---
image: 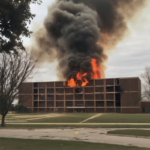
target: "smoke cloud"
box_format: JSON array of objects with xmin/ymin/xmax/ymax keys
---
[{"xmin": 30, "ymin": 0, "xmax": 146, "ymax": 80}]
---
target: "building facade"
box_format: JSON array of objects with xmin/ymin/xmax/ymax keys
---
[{"xmin": 19, "ymin": 77, "xmax": 142, "ymax": 113}]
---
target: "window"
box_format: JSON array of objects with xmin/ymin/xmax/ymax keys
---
[
  {"xmin": 47, "ymin": 88, "xmax": 54, "ymax": 94},
  {"xmin": 39, "ymin": 88, "xmax": 45, "ymax": 93},
  {"xmin": 39, "ymin": 95, "xmax": 45, "ymax": 100},
  {"xmin": 34, "ymin": 83, "xmax": 38, "ymax": 87}
]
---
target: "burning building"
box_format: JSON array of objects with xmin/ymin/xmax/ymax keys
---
[
  {"xmin": 20, "ymin": 0, "xmax": 148, "ymax": 113},
  {"xmin": 19, "ymin": 77, "xmax": 144, "ymax": 113}
]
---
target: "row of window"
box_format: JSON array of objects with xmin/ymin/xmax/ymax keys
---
[
  {"xmin": 34, "ymin": 79, "xmax": 120, "ymax": 88},
  {"xmin": 34, "ymin": 86, "xmax": 121, "ymax": 94},
  {"xmin": 34, "ymin": 101, "xmax": 120, "ymax": 107},
  {"xmin": 34, "ymin": 94, "xmax": 120, "ymax": 101},
  {"xmin": 34, "ymin": 108, "xmax": 121, "ymax": 113}
]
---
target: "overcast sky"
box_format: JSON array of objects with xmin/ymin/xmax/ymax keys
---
[{"xmin": 23, "ymin": 0, "xmax": 150, "ymax": 82}]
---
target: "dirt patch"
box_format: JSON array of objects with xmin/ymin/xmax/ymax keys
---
[
  {"xmin": 13, "ymin": 114, "xmax": 64, "ymax": 118},
  {"xmin": 13, "ymin": 114, "xmax": 65, "ymax": 120}
]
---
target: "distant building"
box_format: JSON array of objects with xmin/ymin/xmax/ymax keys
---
[{"xmin": 19, "ymin": 77, "xmax": 149, "ymax": 113}]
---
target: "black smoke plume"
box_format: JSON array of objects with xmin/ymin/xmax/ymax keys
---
[{"xmin": 31, "ymin": 0, "xmax": 146, "ymax": 80}]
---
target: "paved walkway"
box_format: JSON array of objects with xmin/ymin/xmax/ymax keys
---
[
  {"xmin": 80, "ymin": 114, "xmax": 102, "ymax": 123},
  {"xmin": 0, "ymin": 128, "xmax": 150, "ymax": 148},
  {"xmin": 6, "ymin": 122, "xmax": 150, "ymax": 125}
]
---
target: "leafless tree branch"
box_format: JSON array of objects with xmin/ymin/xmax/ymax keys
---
[{"xmin": 0, "ymin": 51, "xmax": 36, "ymax": 126}]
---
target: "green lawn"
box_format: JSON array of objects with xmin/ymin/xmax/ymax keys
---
[
  {"xmin": 1, "ymin": 113, "xmax": 150, "ymax": 124},
  {"xmin": 107, "ymin": 129, "xmax": 150, "ymax": 137},
  {"xmin": 0, "ymin": 113, "xmax": 50, "ymax": 122},
  {"xmin": 27, "ymin": 113, "xmax": 96, "ymax": 123},
  {"xmin": 0, "ymin": 113, "xmax": 96, "ymax": 123},
  {"xmin": 0, "ymin": 138, "xmax": 148, "ymax": 150},
  {"xmin": 85, "ymin": 113, "xmax": 150, "ymax": 123}
]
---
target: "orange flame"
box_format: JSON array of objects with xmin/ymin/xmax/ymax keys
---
[
  {"xmin": 91, "ymin": 58, "xmax": 101, "ymax": 79},
  {"xmin": 67, "ymin": 58, "xmax": 101, "ymax": 87},
  {"xmin": 67, "ymin": 78, "xmax": 76, "ymax": 87}
]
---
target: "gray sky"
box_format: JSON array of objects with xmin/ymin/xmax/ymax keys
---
[{"xmin": 24, "ymin": 0, "xmax": 150, "ymax": 82}]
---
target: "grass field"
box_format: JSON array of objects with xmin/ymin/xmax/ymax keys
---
[
  {"xmin": 28, "ymin": 113, "xmax": 95, "ymax": 123},
  {"xmin": 107, "ymin": 129, "xmax": 150, "ymax": 137},
  {"xmin": 1, "ymin": 113, "xmax": 150, "ymax": 129},
  {"xmin": 85, "ymin": 113, "xmax": 150, "ymax": 123},
  {"xmin": 0, "ymin": 138, "xmax": 149, "ymax": 150},
  {"xmin": 0, "ymin": 113, "xmax": 96, "ymax": 123}
]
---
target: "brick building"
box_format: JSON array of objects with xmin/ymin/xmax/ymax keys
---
[{"xmin": 19, "ymin": 77, "xmax": 144, "ymax": 113}]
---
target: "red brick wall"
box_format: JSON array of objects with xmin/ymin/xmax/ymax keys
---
[{"xmin": 19, "ymin": 83, "xmax": 32, "ymax": 94}]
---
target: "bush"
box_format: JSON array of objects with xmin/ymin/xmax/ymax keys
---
[
  {"xmin": 15, "ymin": 105, "xmax": 29, "ymax": 113},
  {"xmin": 9, "ymin": 105, "xmax": 16, "ymax": 111}
]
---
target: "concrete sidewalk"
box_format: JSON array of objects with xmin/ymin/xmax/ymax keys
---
[
  {"xmin": 5, "ymin": 122, "xmax": 150, "ymax": 125},
  {"xmin": 0, "ymin": 128, "xmax": 150, "ymax": 148}
]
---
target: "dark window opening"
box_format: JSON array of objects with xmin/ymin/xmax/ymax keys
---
[
  {"xmin": 47, "ymin": 82, "xmax": 54, "ymax": 87},
  {"xmin": 47, "ymin": 101, "xmax": 54, "ymax": 107},
  {"xmin": 39, "ymin": 83, "xmax": 45, "ymax": 87},
  {"xmin": 75, "ymin": 101, "xmax": 84, "ymax": 106},
  {"xmin": 107, "ymin": 101, "xmax": 114, "ymax": 107},
  {"xmin": 75, "ymin": 109, "xmax": 82, "ymax": 112},
  {"xmin": 56, "ymin": 101, "xmax": 64, "ymax": 107},
  {"xmin": 115, "ymin": 78, "xmax": 120, "ymax": 85},
  {"xmin": 47, "ymin": 95, "xmax": 54, "ymax": 100},
  {"xmin": 56, "ymin": 82, "xmax": 63, "ymax": 87},
  {"xmin": 115, "ymin": 93, "xmax": 121, "ymax": 107},
  {"xmin": 66, "ymin": 101, "xmax": 73, "ymax": 107},
  {"xmin": 56, "ymin": 88, "xmax": 64, "ymax": 94},
  {"xmin": 47, "ymin": 88, "xmax": 54, "ymax": 94},
  {"xmin": 56, "ymin": 95, "xmax": 64, "ymax": 100},
  {"xmin": 86, "ymin": 108, "xmax": 94, "ymax": 113},
  {"xmin": 85, "ymin": 87, "xmax": 94, "ymax": 93},
  {"xmin": 96, "ymin": 94, "xmax": 104, "ymax": 100},
  {"xmin": 106, "ymin": 86, "xmax": 114, "ymax": 92},
  {"xmin": 57, "ymin": 108, "xmax": 64, "ymax": 112},
  {"xmin": 95, "ymin": 80, "xmax": 104, "ymax": 86},
  {"xmin": 39, "ymin": 101, "xmax": 45, "ymax": 107},
  {"xmin": 143, "ymin": 107, "xmax": 150, "ymax": 113},
  {"xmin": 106, "ymin": 79, "xmax": 114, "ymax": 85},
  {"xmin": 115, "ymin": 86, "xmax": 120, "ymax": 92},
  {"xmin": 65, "ymin": 95, "xmax": 73, "ymax": 100},
  {"xmin": 96, "ymin": 101, "xmax": 104, "ymax": 107},
  {"xmin": 75, "ymin": 94, "xmax": 83, "ymax": 100},
  {"xmin": 95, "ymin": 87, "xmax": 104, "ymax": 93},
  {"xmin": 85, "ymin": 101, "xmax": 94, "ymax": 107},
  {"xmin": 96, "ymin": 108, "xmax": 105, "ymax": 112},
  {"xmin": 39, "ymin": 88, "xmax": 45, "ymax": 93},
  {"xmin": 34, "ymin": 101, "xmax": 38, "ymax": 107},
  {"xmin": 34, "ymin": 95, "xmax": 38, "ymax": 100},
  {"xmin": 75, "ymin": 88, "xmax": 83, "ymax": 94},
  {"xmin": 106, "ymin": 94, "xmax": 114, "ymax": 100},
  {"xmin": 34, "ymin": 89, "xmax": 38, "ymax": 94},
  {"xmin": 39, "ymin": 95, "xmax": 45, "ymax": 100},
  {"xmin": 107, "ymin": 108, "xmax": 114, "ymax": 112},
  {"xmin": 85, "ymin": 94, "xmax": 94, "ymax": 100},
  {"xmin": 65, "ymin": 88, "xmax": 73, "ymax": 93},
  {"xmin": 34, "ymin": 83, "xmax": 38, "ymax": 87},
  {"xmin": 39, "ymin": 108, "xmax": 45, "ymax": 112},
  {"xmin": 47, "ymin": 108, "xmax": 54, "ymax": 112}
]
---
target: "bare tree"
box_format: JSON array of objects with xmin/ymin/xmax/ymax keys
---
[
  {"xmin": 0, "ymin": 51, "xmax": 36, "ymax": 127},
  {"xmin": 141, "ymin": 66, "xmax": 150, "ymax": 101}
]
